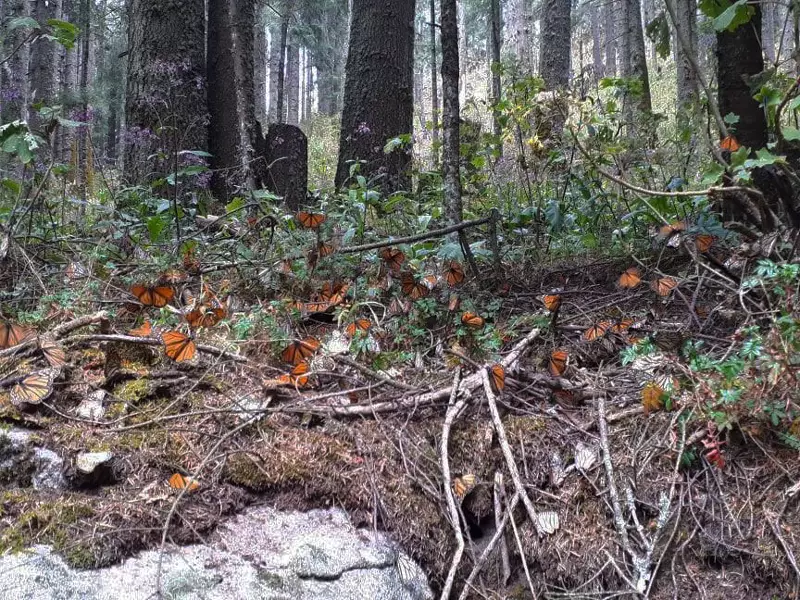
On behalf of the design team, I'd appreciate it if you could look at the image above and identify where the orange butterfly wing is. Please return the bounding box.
[461,312,485,329]
[281,338,320,365]
[583,322,610,341]
[548,350,568,376]
[162,331,197,362]
[39,336,67,368]
[0,321,34,349]
[168,473,200,492]
[542,294,562,312]
[129,321,153,337]
[380,248,406,271]
[650,277,677,296]
[444,261,465,286]
[488,364,505,393]
[401,273,429,300]
[720,135,741,152]
[695,234,713,253]
[297,211,326,229]
[618,267,641,289]
[132,284,175,307]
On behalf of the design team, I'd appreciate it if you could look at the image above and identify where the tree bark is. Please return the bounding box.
[489,0,502,142]
[762,0,776,63]
[1,0,29,123]
[539,0,571,90]
[620,0,652,130]
[254,5,267,126]
[590,1,604,82]
[286,37,299,125]
[674,0,699,112]
[429,0,440,164]
[28,0,63,130]
[441,0,461,225]
[208,0,262,199]
[717,6,767,150]
[604,0,617,77]
[268,24,281,121]
[509,0,532,72]
[335,0,416,192]
[124,0,207,184]
[275,9,289,123]
[304,49,313,119]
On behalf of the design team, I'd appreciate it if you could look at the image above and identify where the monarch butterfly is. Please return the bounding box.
[641,381,665,415]
[162,331,197,362]
[720,135,741,152]
[290,360,311,387]
[317,241,335,258]
[443,261,465,286]
[131,284,175,308]
[345,319,372,337]
[574,444,596,471]
[461,312,485,329]
[129,321,153,337]
[387,297,412,316]
[185,305,225,329]
[380,247,406,272]
[296,211,326,229]
[658,221,687,238]
[488,364,505,394]
[695,234,714,253]
[537,510,560,535]
[319,281,349,303]
[168,473,200,492]
[548,350,569,377]
[610,318,635,334]
[618,267,642,289]
[10,369,57,406]
[542,294,562,312]
[159,269,188,285]
[0,320,34,349]
[650,277,677,297]
[39,335,66,368]
[281,337,320,365]
[583,321,611,341]
[452,473,476,500]
[400,272,431,300]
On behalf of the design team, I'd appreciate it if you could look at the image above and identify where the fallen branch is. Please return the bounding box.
[64,333,248,363]
[0,310,109,360]
[440,368,465,600]
[338,214,494,254]
[333,355,421,392]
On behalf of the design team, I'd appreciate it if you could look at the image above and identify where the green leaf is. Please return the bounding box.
[711,0,754,32]
[700,163,726,185]
[743,148,785,169]
[179,149,213,158]
[146,216,168,242]
[783,126,800,141]
[226,196,245,215]
[8,16,39,30]
[645,13,671,59]
[723,112,740,125]
[45,19,79,49]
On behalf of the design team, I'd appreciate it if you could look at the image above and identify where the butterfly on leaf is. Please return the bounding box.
[296,211,326,229]
[185,304,226,329]
[38,335,66,368]
[548,349,569,377]
[461,312,485,329]
[162,331,197,362]
[658,221,687,239]
[443,261,465,286]
[618,267,641,289]
[400,272,432,300]
[0,320,34,349]
[281,337,321,365]
[452,473,476,500]
[488,364,505,394]
[168,473,200,492]
[10,369,57,406]
[317,241,335,258]
[583,321,611,342]
[131,284,175,308]
[380,247,406,272]
[129,321,153,337]
[542,294,562,312]
[650,277,678,297]
[695,234,714,253]
[319,281,349,304]
[345,318,372,337]
[720,135,741,152]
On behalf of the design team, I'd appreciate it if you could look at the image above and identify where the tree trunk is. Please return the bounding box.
[763,0,776,63]
[105,39,123,161]
[674,0,699,111]
[441,0,461,225]
[539,0,571,90]
[509,0,532,72]
[305,49,313,119]
[489,0,502,142]
[286,38,300,125]
[275,9,289,123]
[590,1,604,82]
[717,7,767,150]
[620,0,652,129]
[208,0,262,199]
[604,0,617,76]
[1,0,29,123]
[335,0,415,192]
[254,6,267,126]
[28,0,63,130]
[124,0,207,184]
[429,0,440,164]
[458,0,467,104]
[268,25,281,122]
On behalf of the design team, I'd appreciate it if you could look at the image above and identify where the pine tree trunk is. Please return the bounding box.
[208,0,261,198]
[458,0,467,104]
[590,1,604,82]
[28,0,63,130]
[268,25,282,121]
[489,0,502,141]
[1,0,29,123]
[124,0,207,183]
[286,39,300,125]
[429,0,440,164]
[717,7,767,149]
[335,0,415,192]
[275,10,289,123]
[674,0,699,112]
[539,0,571,90]
[441,0,461,225]
[305,50,313,119]
[604,0,617,76]
[763,0,776,63]
[620,0,652,129]
[254,6,267,126]
[509,0,532,72]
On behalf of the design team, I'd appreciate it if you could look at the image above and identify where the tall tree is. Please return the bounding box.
[124,0,207,183]
[208,0,262,197]
[268,24,282,121]
[335,0,416,191]
[429,0,440,164]
[674,0,699,112]
[28,0,63,130]
[285,36,299,124]
[717,8,767,149]
[440,0,461,225]
[254,4,268,125]
[590,1,604,82]
[619,0,652,128]
[539,0,571,90]
[489,0,501,141]
[604,0,617,76]
[508,0,532,72]
[1,0,29,123]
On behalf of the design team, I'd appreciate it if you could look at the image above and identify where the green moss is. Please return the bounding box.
[0,497,94,557]
[61,544,98,569]
[112,378,152,404]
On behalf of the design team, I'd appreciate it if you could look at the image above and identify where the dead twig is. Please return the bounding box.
[440,368,465,600]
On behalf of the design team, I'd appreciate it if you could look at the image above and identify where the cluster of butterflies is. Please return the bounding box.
[1,320,67,407]
[655,220,716,253]
[127,282,230,363]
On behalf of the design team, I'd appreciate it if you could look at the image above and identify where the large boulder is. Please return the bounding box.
[0,506,432,600]
[0,427,65,490]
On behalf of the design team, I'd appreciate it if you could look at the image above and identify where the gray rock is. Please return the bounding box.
[0,506,432,600]
[0,427,64,490]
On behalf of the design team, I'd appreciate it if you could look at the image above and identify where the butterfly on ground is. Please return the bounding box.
[296,211,326,229]
[317,241,335,258]
[542,294,562,312]
[487,364,505,394]
[185,304,226,329]
[158,269,188,285]
[641,381,666,415]
[38,335,66,368]
[537,510,560,535]
[583,321,611,342]
[10,369,57,406]
[345,318,372,337]
[650,277,678,297]
[168,473,200,492]
[548,349,569,377]
[447,294,461,312]
[461,312,485,329]
[443,261,465,286]
[131,284,175,308]
[129,321,153,337]
[380,247,406,272]
[0,320,34,349]
[161,331,197,362]
[400,272,434,300]
[658,221,687,239]
[281,337,321,365]
[452,473,476,500]
[618,267,642,289]
[695,234,714,253]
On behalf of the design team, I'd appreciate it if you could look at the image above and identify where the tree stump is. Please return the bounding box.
[264,123,308,211]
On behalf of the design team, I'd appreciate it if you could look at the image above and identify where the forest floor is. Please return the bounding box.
[1,241,799,599]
